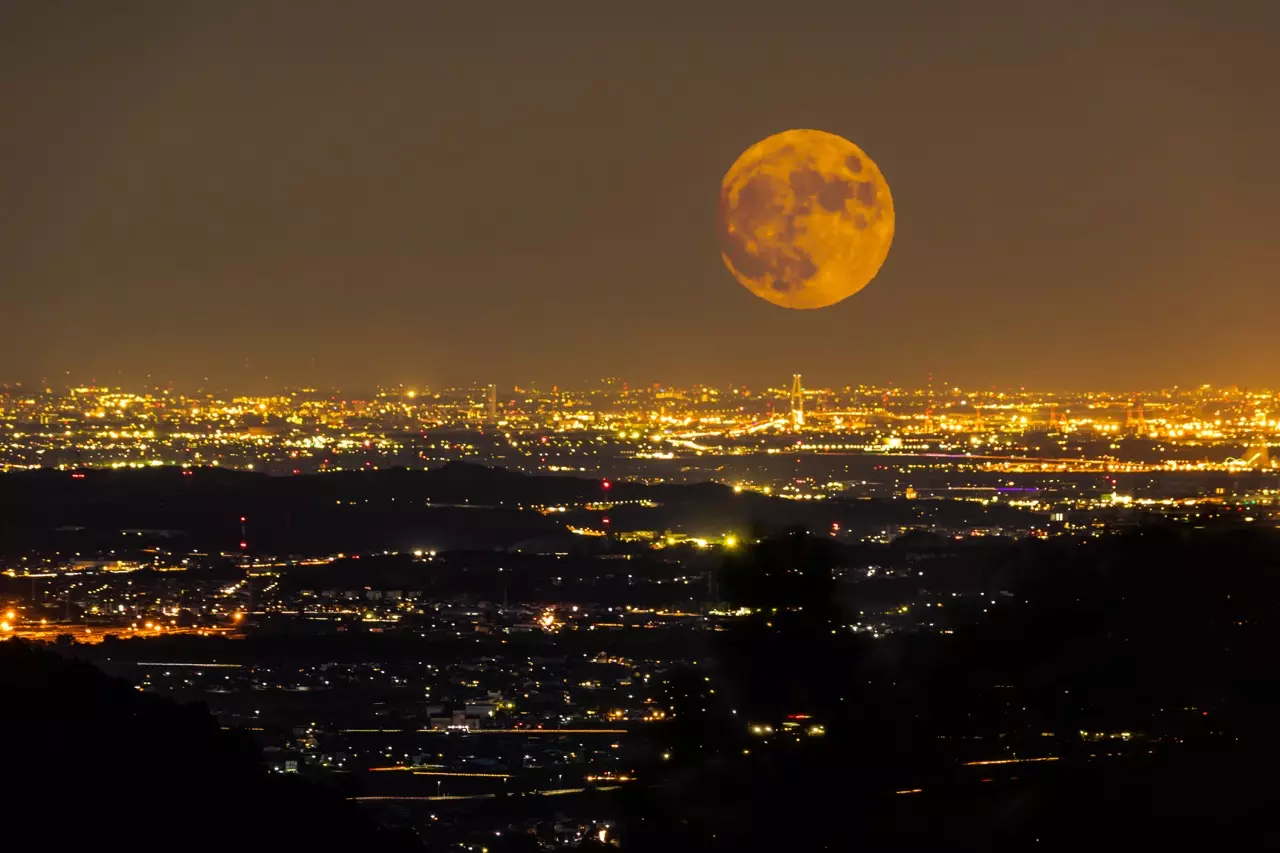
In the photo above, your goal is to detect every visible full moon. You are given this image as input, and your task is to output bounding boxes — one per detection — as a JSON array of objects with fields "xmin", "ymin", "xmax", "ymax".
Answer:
[{"xmin": 718, "ymin": 129, "xmax": 894, "ymax": 309}]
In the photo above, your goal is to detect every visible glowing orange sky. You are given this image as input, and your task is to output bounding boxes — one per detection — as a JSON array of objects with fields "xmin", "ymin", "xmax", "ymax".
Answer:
[{"xmin": 4, "ymin": 2, "xmax": 1280, "ymax": 389}]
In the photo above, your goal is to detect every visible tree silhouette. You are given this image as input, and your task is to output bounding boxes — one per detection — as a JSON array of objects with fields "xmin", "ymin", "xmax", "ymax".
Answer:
[
  {"xmin": 0, "ymin": 640, "xmax": 414, "ymax": 851},
  {"xmin": 622, "ymin": 525, "xmax": 1280, "ymax": 851}
]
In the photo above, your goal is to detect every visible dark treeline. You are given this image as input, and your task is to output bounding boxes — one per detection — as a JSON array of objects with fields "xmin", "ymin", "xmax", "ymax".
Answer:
[
  {"xmin": 0, "ymin": 640, "xmax": 416, "ymax": 851},
  {"xmin": 0, "ymin": 463, "xmax": 1032, "ymax": 556},
  {"xmin": 616, "ymin": 525, "xmax": 1280, "ymax": 850}
]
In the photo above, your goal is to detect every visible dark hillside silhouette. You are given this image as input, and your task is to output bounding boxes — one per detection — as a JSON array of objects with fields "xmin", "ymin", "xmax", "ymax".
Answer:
[
  {"xmin": 0, "ymin": 640, "xmax": 413, "ymax": 851},
  {"xmin": 622, "ymin": 526, "xmax": 1280, "ymax": 850}
]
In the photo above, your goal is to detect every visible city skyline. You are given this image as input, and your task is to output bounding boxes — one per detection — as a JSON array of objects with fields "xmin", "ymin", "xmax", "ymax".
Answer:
[
  {"xmin": 6, "ymin": 1, "xmax": 1280, "ymax": 389},
  {"xmin": 6, "ymin": 373, "xmax": 1280, "ymax": 398},
  {"xmin": 6, "ymin": 375, "xmax": 1276, "ymax": 478}
]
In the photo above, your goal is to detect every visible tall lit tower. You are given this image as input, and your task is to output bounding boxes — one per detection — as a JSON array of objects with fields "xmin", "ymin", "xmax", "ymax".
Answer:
[
  {"xmin": 790, "ymin": 374, "xmax": 804, "ymax": 429},
  {"xmin": 1124, "ymin": 399, "xmax": 1146, "ymax": 433},
  {"xmin": 486, "ymin": 384, "xmax": 498, "ymax": 421},
  {"xmin": 924, "ymin": 372, "xmax": 934, "ymax": 433}
]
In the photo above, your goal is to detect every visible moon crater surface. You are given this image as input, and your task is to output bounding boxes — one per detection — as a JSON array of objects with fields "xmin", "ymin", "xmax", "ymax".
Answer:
[{"xmin": 718, "ymin": 129, "xmax": 895, "ymax": 309}]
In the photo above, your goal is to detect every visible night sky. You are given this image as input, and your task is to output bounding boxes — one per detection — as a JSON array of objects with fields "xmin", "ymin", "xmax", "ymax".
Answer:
[{"xmin": 5, "ymin": 1, "xmax": 1279, "ymax": 391}]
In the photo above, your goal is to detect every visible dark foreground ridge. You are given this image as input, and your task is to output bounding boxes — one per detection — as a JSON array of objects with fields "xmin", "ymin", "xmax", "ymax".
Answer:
[
  {"xmin": 615, "ymin": 525, "xmax": 1280, "ymax": 850},
  {"xmin": 0, "ymin": 461, "xmax": 1034, "ymax": 557},
  {"xmin": 0, "ymin": 640, "xmax": 415, "ymax": 851}
]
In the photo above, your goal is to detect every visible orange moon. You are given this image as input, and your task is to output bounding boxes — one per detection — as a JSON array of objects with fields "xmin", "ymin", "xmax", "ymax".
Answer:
[{"xmin": 718, "ymin": 129, "xmax": 894, "ymax": 309}]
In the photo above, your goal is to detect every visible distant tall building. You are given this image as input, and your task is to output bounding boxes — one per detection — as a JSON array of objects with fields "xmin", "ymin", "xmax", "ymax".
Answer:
[
  {"xmin": 1124, "ymin": 401, "xmax": 1146, "ymax": 433},
  {"xmin": 790, "ymin": 374, "xmax": 804, "ymax": 429},
  {"xmin": 921, "ymin": 372, "xmax": 935, "ymax": 433},
  {"xmin": 487, "ymin": 384, "xmax": 498, "ymax": 421}
]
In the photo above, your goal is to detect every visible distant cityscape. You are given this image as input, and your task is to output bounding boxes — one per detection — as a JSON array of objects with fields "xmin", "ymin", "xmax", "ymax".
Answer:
[
  {"xmin": 3, "ymin": 376, "xmax": 1279, "ymax": 847},
  {"xmin": 3, "ymin": 377, "xmax": 1276, "ymax": 476}
]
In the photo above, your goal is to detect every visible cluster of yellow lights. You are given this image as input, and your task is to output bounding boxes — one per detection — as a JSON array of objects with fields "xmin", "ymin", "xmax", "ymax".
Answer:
[
  {"xmin": 538, "ymin": 608, "xmax": 561, "ymax": 632},
  {"xmin": 4, "ymin": 383, "xmax": 1279, "ymax": 481}
]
